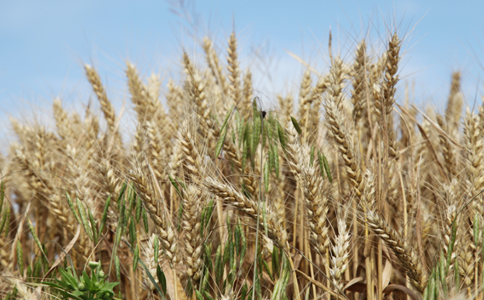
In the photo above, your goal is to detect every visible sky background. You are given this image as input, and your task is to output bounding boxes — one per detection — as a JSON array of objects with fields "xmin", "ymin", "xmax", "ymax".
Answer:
[{"xmin": 2, "ymin": 0, "xmax": 484, "ymax": 125}]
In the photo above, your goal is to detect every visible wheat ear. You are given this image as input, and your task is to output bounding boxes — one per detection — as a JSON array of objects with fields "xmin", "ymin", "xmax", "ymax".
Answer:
[
  {"xmin": 140, "ymin": 234, "xmax": 164, "ymax": 291},
  {"xmin": 202, "ymin": 36, "xmax": 228, "ymax": 96},
  {"xmin": 204, "ymin": 177, "xmax": 288, "ymax": 250},
  {"xmin": 330, "ymin": 209, "xmax": 351, "ymax": 290},
  {"xmin": 84, "ymin": 65, "xmax": 120, "ymax": 139},
  {"xmin": 441, "ymin": 182, "xmax": 459, "ymax": 273},
  {"xmin": 380, "ymin": 33, "xmax": 401, "ymax": 159},
  {"xmin": 365, "ymin": 209, "xmax": 427, "ymax": 292},
  {"xmin": 446, "ymin": 72, "xmax": 463, "ymax": 133},
  {"xmin": 435, "ymin": 115, "xmax": 457, "ymax": 179},
  {"xmin": 227, "ymin": 32, "xmax": 241, "ymax": 105},
  {"xmin": 302, "ymin": 163, "xmax": 331, "ymax": 257},
  {"xmin": 297, "ymin": 69, "xmax": 313, "ymax": 132},
  {"xmin": 351, "ymin": 40, "xmax": 368, "ymax": 124},
  {"xmin": 283, "ymin": 125, "xmax": 330, "ymax": 255},
  {"xmin": 129, "ymin": 168, "xmax": 178, "ymax": 265},
  {"xmin": 324, "ymin": 57, "xmax": 364, "ymax": 199},
  {"xmin": 181, "ymin": 185, "xmax": 205, "ymax": 282},
  {"xmin": 145, "ymin": 120, "xmax": 166, "ymax": 183},
  {"xmin": 182, "ymin": 53, "xmax": 213, "ymax": 139},
  {"xmin": 241, "ymin": 70, "xmax": 254, "ymax": 120},
  {"xmin": 126, "ymin": 62, "xmax": 151, "ymax": 124},
  {"xmin": 52, "ymin": 98, "xmax": 74, "ymax": 141},
  {"xmin": 277, "ymin": 94, "xmax": 294, "ymax": 123},
  {"xmin": 178, "ymin": 124, "xmax": 203, "ymax": 182},
  {"xmin": 464, "ymin": 110, "xmax": 484, "ymax": 199}
]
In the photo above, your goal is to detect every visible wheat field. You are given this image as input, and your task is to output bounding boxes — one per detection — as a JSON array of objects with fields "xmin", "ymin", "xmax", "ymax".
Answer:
[{"xmin": 0, "ymin": 28, "xmax": 481, "ymax": 300}]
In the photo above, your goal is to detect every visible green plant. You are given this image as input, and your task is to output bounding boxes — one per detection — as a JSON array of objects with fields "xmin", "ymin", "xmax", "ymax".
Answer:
[{"xmin": 44, "ymin": 262, "xmax": 119, "ymax": 300}]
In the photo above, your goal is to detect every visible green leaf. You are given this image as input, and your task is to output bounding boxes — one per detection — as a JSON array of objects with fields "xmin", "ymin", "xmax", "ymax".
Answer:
[
  {"xmin": 156, "ymin": 265, "xmax": 167, "ymax": 295},
  {"xmin": 59, "ymin": 268, "xmax": 78, "ymax": 289},
  {"xmin": 322, "ymin": 153, "xmax": 332, "ymax": 182},
  {"xmin": 290, "ymin": 116, "xmax": 302, "ymax": 135},
  {"xmin": 3, "ymin": 203, "xmax": 9, "ymax": 238},
  {"xmin": 117, "ymin": 183, "xmax": 128, "ymax": 204},
  {"xmin": 65, "ymin": 291, "xmax": 83, "ymax": 300},
  {"xmin": 101, "ymin": 281, "xmax": 119, "ymax": 290},
  {"xmin": 82, "ymin": 271, "xmax": 93, "ymax": 290},
  {"xmin": 99, "ymin": 195, "xmax": 112, "ymax": 235},
  {"xmin": 136, "ymin": 196, "xmax": 142, "ymax": 223},
  {"xmin": 0, "ymin": 205, "xmax": 7, "ymax": 236},
  {"xmin": 43, "ymin": 281, "xmax": 69, "ymax": 291},
  {"xmin": 215, "ymin": 246, "xmax": 223, "ymax": 283},
  {"xmin": 168, "ymin": 175, "xmax": 182, "ymax": 199},
  {"xmin": 262, "ymin": 259, "xmax": 273, "ymax": 281},
  {"xmin": 317, "ymin": 150, "xmax": 325, "ymax": 179},
  {"xmin": 195, "ymin": 290, "xmax": 204, "ymax": 300},
  {"xmin": 204, "ymin": 291, "xmax": 215, "ymax": 300},
  {"xmin": 142, "ymin": 208, "xmax": 149, "ymax": 233},
  {"xmin": 241, "ymin": 283, "xmax": 248, "ymax": 300},
  {"xmin": 277, "ymin": 121, "xmax": 287, "ymax": 150},
  {"xmin": 272, "ymin": 247, "xmax": 280, "ymax": 278},
  {"xmin": 133, "ymin": 244, "xmax": 139, "ymax": 271}
]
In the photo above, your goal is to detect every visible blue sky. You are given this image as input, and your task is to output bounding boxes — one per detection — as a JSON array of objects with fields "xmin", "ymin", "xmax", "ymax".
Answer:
[{"xmin": 2, "ymin": 0, "xmax": 484, "ymax": 123}]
